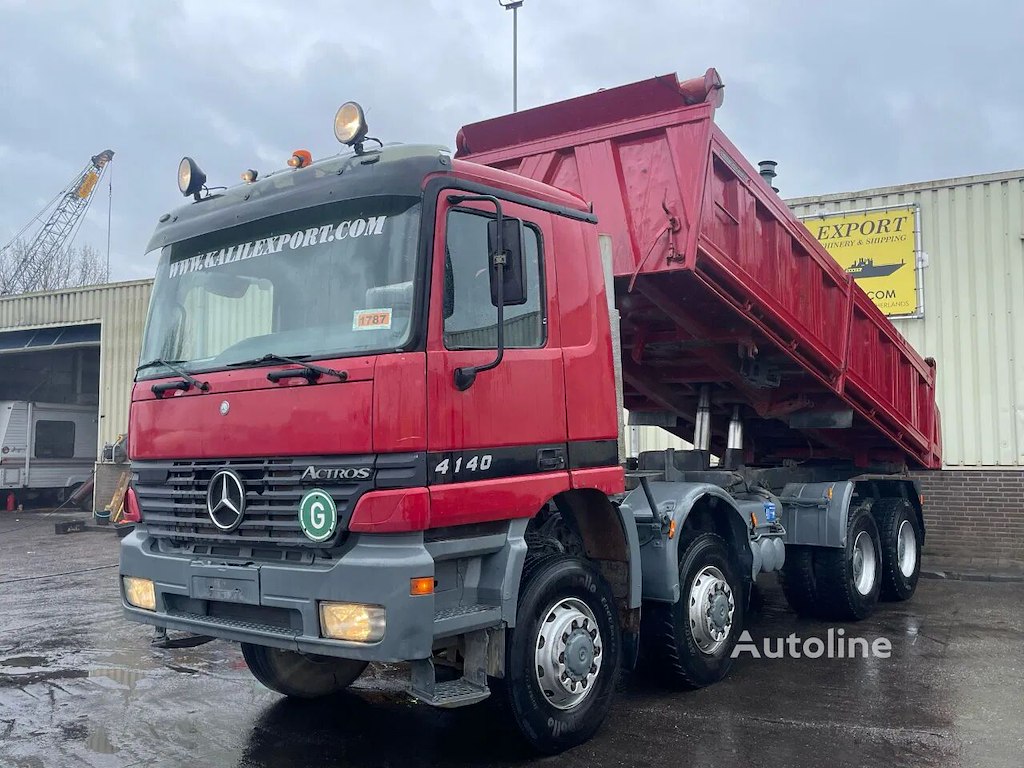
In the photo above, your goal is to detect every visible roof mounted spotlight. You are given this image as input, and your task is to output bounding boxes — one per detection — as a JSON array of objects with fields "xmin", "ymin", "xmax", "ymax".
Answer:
[
  {"xmin": 334, "ymin": 102, "xmax": 369, "ymax": 151},
  {"xmin": 177, "ymin": 157, "xmax": 207, "ymax": 201}
]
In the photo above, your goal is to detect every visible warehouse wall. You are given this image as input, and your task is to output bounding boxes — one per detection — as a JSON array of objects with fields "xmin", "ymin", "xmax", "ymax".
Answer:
[
  {"xmin": 789, "ymin": 170, "xmax": 1024, "ymax": 469},
  {"xmin": 0, "ymin": 279, "xmax": 153, "ymax": 453}
]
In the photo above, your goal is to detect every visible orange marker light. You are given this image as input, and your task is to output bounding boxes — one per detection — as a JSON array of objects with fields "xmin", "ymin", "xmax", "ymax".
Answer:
[
  {"xmin": 287, "ymin": 149, "xmax": 313, "ymax": 168},
  {"xmin": 668, "ymin": 519, "xmax": 677, "ymax": 539},
  {"xmin": 410, "ymin": 577, "xmax": 434, "ymax": 596}
]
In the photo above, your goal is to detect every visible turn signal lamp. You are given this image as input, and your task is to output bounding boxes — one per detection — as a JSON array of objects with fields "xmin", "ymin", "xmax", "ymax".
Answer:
[
  {"xmin": 334, "ymin": 101, "xmax": 368, "ymax": 146},
  {"xmin": 410, "ymin": 577, "xmax": 434, "ymax": 596},
  {"xmin": 123, "ymin": 576, "xmax": 156, "ymax": 611},
  {"xmin": 177, "ymin": 156, "xmax": 207, "ymax": 199},
  {"xmin": 319, "ymin": 601, "xmax": 385, "ymax": 642},
  {"xmin": 287, "ymin": 150, "xmax": 313, "ymax": 168}
]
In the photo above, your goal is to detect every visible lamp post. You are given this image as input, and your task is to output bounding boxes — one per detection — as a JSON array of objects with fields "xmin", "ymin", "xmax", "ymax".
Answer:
[{"xmin": 498, "ymin": 0, "xmax": 524, "ymax": 112}]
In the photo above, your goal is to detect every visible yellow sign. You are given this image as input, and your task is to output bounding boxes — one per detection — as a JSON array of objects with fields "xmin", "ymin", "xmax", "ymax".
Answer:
[{"xmin": 803, "ymin": 207, "xmax": 919, "ymax": 317}]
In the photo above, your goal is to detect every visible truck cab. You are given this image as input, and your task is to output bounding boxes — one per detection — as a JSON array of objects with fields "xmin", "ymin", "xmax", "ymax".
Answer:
[{"xmin": 123, "ymin": 130, "xmax": 635, "ymax": 752}]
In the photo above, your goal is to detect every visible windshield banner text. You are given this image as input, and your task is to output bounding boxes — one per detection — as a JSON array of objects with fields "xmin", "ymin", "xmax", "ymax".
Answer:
[{"xmin": 168, "ymin": 215, "xmax": 387, "ymax": 278}]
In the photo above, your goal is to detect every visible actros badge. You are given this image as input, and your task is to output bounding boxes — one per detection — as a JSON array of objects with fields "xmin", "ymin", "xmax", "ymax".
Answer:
[{"xmin": 298, "ymin": 488, "xmax": 338, "ymax": 542}]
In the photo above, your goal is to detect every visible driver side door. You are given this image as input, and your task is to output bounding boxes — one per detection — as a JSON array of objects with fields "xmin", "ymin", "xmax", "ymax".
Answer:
[{"xmin": 425, "ymin": 191, "xmax": 569, "ymax": 527}]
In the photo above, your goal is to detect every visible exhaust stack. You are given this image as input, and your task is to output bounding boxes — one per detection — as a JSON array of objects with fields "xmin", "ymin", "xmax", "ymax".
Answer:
[{"xmin": 758, "ymin": 160, "xmax": 778, "ymax": 192}]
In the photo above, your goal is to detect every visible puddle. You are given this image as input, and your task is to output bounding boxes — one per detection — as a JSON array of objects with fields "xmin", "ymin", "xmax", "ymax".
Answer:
[
  {"xmin": 58, "ymin": 720, "xmax": 119, "ymax": 754},
  {"xmin": 0, "ymin": 653, "xmax": 147, "ymax": 691},
  {"xmin": 0, "ymin": 655, "xmax": 48, "ymax": 668},
  {"xmin": 0, "ymin": 667, "xmax": 88, "ymax": 686},
  {"xmin": 89, "ymin": 666, "xmax": 146, "ymax": 690},
  {"xmin": 85, "ymin": 725, "xmax": 118, "ymax": 754}
]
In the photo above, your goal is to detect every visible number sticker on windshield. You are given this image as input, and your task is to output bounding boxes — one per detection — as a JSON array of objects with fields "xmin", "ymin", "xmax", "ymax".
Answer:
[{"xmin": 353, "ymin": 308, "xmax": 393, "ymax": 331}]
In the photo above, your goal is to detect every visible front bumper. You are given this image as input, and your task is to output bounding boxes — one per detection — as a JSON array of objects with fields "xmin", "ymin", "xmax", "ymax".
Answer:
[{"xmin": 120, "ymin": 527, "xmax": 435, "ymax": 662}]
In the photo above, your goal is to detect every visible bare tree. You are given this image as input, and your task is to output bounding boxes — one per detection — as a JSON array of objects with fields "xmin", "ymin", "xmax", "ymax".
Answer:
[{"xmin": 0, "ymin": 241, "xmax": 109, "ymax": 294}]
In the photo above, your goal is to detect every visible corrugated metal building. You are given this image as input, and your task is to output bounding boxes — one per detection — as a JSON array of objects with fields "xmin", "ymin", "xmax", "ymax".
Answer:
[
  {"xmin": 789, "ymin": 169, "xmax": 1024, "ymax": 469},
  {"xmin": 0, "ymin": 279, "xmax": 152, "ymax": 452},
  {"xmin": 0, "ymin": 280, "xmax": 152, "ymax": 509}
]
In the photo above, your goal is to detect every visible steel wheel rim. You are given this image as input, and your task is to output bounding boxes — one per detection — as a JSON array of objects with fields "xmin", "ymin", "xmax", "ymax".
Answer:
[
  {"xmin": 897, "ymin": 519, "xmax": 918, "ymax": 577},
  {"xmin": 688, "ymin": 565, "xmax": 735, "ymax": 655},
  {"xmin": 851, "ymin": 530, "xmax": 878, "ymax": 595},
  {"xmin": 534, "ymin": 597, "xmax": 603, "ymax": 711}
]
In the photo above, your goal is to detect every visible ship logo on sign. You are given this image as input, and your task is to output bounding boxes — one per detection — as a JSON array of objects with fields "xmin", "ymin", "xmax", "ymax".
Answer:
[
  {"xmin": 298, "ymin": 488, "xmax": 338, "ymax": 542},
  {"xmin": 844, "ymin": 257, "xmax": 905, "ymax": 279}
]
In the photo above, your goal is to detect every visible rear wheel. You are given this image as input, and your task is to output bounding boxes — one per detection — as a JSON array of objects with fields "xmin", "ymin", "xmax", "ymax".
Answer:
[
  {"xmin": 241, "ymin": 643, "xmax": 367, "ymax": 698},
  {"xmin": 503, "ymin": 555, "xmax": 620, "ymax": 754},
  {"xmin": 778, "ymin": 545, "xmax": 819, "ymax": 616},
  {"xmin": 643, "ymin": 531, "xmax": 745, "ymax": 688},
  {"xmin": 875, "ymin": 498, "xmax": 922, "ymax": 601},
  {"xmin": 811, "ymin": 502, "xmax": 882, "ymax": 620}
]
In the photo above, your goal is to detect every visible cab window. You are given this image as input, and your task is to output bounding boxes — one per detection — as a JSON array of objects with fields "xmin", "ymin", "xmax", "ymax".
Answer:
[{"xmin": 443, "ymin": 209, "xmax": 545, "ymax": 349}]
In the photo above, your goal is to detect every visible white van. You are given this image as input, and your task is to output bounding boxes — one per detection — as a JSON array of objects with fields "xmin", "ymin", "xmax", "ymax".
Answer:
[{"xmin": 0, "ymin": 401, "xmax": 97, "ymax": 502}]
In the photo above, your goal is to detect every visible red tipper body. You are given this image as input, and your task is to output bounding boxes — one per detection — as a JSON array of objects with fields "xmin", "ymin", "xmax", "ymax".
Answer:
[{"xmin": 456, "ymin": 71, "xmax": 941, "ymax": 470}]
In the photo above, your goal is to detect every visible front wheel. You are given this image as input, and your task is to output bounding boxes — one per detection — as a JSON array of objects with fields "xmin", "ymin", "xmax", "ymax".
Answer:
[
  {"xmin": 241, "ymin": 643, "xmax": 367, "ymax": 698},
  {"xmin": 643, "ymin": 531, "xmax": 746, "ymax": 688},
  {"xmin": 503, "ymin": 555, "xmax": 621, "ymax": 754}
]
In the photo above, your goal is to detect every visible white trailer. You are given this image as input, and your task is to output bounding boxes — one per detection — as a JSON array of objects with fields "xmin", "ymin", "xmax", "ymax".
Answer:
[{"xmin": 0, "ymin": 401, "xmax": 97, "ymax": 501}]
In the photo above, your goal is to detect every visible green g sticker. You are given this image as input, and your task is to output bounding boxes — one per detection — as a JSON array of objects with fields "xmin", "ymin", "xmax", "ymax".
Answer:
[{"xmin": 298, "ymin": 489, "xmax": 338, "ymax": 542}]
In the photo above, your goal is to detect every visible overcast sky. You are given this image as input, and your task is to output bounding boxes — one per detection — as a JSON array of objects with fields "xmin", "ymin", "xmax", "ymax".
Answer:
[{"xmin": 1, "ymin": 0, "xmax": 1021, "ymax": 283}]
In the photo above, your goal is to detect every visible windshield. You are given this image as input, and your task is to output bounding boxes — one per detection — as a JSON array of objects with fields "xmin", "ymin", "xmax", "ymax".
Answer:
[{"xmin": 139, "ymin": 196, "xmax": 421, "ymax": 377}]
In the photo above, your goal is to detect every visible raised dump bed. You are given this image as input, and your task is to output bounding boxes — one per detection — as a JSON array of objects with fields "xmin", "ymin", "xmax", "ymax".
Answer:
[{"xmin": 456, "ymin": 70, "xmax": 941, "ymax": 470}]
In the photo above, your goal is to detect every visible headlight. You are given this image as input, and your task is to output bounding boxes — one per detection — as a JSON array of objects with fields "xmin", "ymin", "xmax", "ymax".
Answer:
[
  {"xmin": 319, "ymin": 601, "xmax": 385, "ymax": 642},
  {"xmin": 123, "ymin": 576, "xmax": 156, "ymax": 611},
  {"xmin": 333, "ymin": 102, "xmax": 368, "ymax": 146}
]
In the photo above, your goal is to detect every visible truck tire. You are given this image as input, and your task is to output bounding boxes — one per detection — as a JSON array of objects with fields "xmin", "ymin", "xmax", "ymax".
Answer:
[
  {"xmin": 643, "ymin": 531, "xmax": 745, "ymax": 688},
  {"xmin": 241, "ymin": 644, "xmax": 367, "ymax": 698},
  {"xmin": 811, "ymin": 502, "xmax": 882, "ymax": 620},
  {"xmin": 503, "ymin": 555, "xmax": 620, "ymax": 754},
  {"xmin": 778, "ymin": 545, "xmax": 819, "ymax": 617},
  {"xmin": 874, "ymin": 498, "xmax": 922, "ymax": 601}
]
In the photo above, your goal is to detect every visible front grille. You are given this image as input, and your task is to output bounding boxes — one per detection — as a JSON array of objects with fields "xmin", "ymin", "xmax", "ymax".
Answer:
[{"xmin": 134, "ymin": 455, "xmax": 376, "ymax": 549}]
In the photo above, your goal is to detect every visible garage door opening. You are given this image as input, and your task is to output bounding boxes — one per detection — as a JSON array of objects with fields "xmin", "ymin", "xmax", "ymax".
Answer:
[{"xmin": 0, "ymin": 323, "xmax": 100, "ymax": 510}]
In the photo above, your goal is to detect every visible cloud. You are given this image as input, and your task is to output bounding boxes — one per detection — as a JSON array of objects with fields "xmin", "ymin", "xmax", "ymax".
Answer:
[{"xmin": 1, "ymin": 0, "xmax": 1021, "ymax": 283}]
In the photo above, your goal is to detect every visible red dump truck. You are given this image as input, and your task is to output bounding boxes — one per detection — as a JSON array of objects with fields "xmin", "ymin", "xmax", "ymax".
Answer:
[{"xmin": 120, "ymin": 70, "xmax": 940, "ymax": 752}]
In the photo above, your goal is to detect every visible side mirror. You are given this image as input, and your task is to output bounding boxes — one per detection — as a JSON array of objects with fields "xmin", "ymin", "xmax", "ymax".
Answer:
[{"xmin": 487, "ymin": 218, "xmax": 526, "ymax": 306}]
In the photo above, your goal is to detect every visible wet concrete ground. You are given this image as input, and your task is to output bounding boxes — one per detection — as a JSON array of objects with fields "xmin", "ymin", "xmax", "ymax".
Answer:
[{"xmin": 1, "ymin": 512, "xmax": 1022, "ymax": 768}]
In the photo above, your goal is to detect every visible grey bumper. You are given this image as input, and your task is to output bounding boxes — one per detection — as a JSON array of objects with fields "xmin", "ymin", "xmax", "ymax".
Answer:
[{"xmin": 120, "ymin": 528, "xmax": 435, "ymax": 662}]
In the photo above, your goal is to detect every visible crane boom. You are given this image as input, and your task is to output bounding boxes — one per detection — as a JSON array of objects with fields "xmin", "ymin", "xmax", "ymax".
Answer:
[{"xmin": 0, "ymin": 149, "xmax": 114, "ymax": 295}]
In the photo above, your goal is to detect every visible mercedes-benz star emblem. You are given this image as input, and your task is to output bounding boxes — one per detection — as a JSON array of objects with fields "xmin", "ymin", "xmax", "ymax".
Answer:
[{"xmin": 206, "ymin": 469, "xmax": 246, "ymax": 531}]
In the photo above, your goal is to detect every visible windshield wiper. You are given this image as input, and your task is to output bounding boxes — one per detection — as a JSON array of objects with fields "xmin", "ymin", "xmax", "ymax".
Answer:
[
  {"xmin": 227, "ymin": 353, "xmax": 348, "ymax": 384},
  {"xmin": 137, "ymin": 358, "xmax": 210, "ymax": 396}
]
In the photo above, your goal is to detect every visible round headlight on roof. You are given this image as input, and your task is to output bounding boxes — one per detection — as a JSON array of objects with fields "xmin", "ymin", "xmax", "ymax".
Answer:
[
  {"xmin": 177, "ymin": 157, "xmax": 207, "ymax": 198},
  {"xmin": 334, "ymin": 102, "xmax": 368, "ymax": 146}
]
